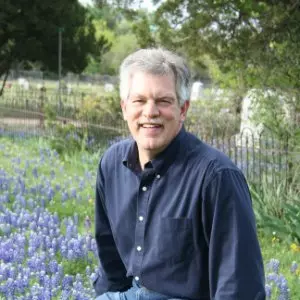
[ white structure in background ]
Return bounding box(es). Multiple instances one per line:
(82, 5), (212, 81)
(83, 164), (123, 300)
(67, 83), (72, 95)
(104, 83), (114, 93)
(18, 78), (30, 90)
(236, 90), (265, 147)
(239, 90), (264, 140)
(237, 89), (292, 146)
(36, 83), (43, 90)
(190, 81), (203, 101)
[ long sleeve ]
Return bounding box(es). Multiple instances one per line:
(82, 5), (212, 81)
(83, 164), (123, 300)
(93, 160), (132, 296)
(202, 168), (266, 300)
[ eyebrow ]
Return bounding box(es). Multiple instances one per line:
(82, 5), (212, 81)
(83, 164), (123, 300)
(130, 93), (176, 100)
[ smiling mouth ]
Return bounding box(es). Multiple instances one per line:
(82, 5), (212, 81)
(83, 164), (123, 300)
(140, 124), (162, 128)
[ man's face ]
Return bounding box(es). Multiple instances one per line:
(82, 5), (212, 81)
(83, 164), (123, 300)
(121, 71), (189, 159)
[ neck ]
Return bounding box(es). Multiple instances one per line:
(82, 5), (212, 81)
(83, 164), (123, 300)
(138, 150), (157, 170)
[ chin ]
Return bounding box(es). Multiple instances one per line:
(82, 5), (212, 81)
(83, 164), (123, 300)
(142, 142), (166, 152)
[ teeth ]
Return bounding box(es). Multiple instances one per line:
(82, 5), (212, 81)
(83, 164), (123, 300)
(142, 124), (160, 128)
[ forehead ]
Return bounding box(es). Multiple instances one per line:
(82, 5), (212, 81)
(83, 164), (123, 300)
(128, 71), (176, 97)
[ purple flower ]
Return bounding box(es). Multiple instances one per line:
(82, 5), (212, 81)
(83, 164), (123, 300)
(84, 216), (91, 230)
(32, 167), (38, 178)
(62, 275), (73, 290)
(290, 261), (298, 274)
(62, 191), (69, 202)
(266, 258), (280, 274)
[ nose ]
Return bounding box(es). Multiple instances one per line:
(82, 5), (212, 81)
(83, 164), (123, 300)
(143, 100), (159, 118)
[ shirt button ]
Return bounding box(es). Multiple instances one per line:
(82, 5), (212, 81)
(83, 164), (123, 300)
(135, 276), (139, 281)
(142, 186), (147, 192)
(139, 216), (144, 222)
(136, 246), (142, 252)
(156, 174), (161, 179)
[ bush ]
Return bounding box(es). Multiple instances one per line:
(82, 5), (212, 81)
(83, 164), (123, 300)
(76, 92), (127, 145)
(187, 98), (240, 138)
(251, 169), (300, 243)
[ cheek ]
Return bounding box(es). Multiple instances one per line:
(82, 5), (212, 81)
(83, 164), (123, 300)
(162, 109), (181, 121)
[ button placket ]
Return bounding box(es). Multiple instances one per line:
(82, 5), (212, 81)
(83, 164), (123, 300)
(133, 172), (153, 281)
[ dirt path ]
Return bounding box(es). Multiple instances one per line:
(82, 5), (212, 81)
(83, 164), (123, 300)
(0, 118), (40, 125)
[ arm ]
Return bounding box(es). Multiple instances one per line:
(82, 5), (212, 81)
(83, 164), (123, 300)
(202, 169), (266, 300)
(93, 159), (132, 295)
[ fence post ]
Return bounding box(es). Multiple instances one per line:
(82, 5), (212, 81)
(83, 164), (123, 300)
(39, 87), (46, 129)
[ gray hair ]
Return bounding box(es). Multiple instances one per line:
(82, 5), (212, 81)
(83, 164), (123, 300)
(119, 48), (191, 105)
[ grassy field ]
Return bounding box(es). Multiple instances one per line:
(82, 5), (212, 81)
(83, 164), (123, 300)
(0, 136), (299, 299)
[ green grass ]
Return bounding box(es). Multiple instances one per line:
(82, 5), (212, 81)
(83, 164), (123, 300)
(259, 231), (300, 299)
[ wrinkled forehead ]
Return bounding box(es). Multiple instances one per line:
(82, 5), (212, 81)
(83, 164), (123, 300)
(127, 71), (177, 99)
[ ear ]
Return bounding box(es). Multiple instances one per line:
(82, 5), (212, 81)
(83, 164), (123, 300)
(180, 100), (190, 122)
(120, 100), (127, 121)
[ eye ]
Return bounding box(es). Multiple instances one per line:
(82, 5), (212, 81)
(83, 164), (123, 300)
(158, 98), (172, 104)
(132, 99), (144, 103)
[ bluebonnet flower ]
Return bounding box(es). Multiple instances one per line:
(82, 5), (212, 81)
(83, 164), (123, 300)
(79, 179), (85, 190)
(32, 167), (38, 178)
(73, 238), (85, 258)
(0, 192), (9, 203)
(86, 136), (95, 149)
(71, 187), (77, 199)
(62, 191), (69, 202)
(48, 259), (59, 274)
(266, 258), (280, 274)
(57, 263), (64, 279)
(86, 266), (91, 277)
(61, 289), (72, 300)
(67, 249), (75, 260)
(40, 197), (45, 208)
(290, 261), (298, 274)
(27, 198), (35, 209)
(74, 213), (79, 225)
(62, 274), (73, 290)
(50, 170), (55, 179)
(46, 187), (55, 200)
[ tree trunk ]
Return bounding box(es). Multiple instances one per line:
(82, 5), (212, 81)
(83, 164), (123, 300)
(0, 68), (10, 97)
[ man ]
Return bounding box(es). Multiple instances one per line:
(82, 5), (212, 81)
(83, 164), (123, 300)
(94, 48), (266, 300)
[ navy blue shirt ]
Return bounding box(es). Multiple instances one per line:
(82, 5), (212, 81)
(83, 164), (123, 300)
(94, 127), (266, 300)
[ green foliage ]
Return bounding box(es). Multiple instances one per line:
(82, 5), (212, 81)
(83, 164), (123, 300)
(76, 91), (126, 144)
(259, 233), (300, 300)
(61, 256), (93, 277)
(187, 97), (240, 138)
(132, 14), (156, 48)
(78, 91), (122, 123)
(47, 123), (88, 156)
(250, 90), (299, 139)
(251, 171), (300, 243)
(0, 0), (110, 87)
(249, 90), (300, 185)
(147, 0), (300, 116)
(86, 4), (139, 75)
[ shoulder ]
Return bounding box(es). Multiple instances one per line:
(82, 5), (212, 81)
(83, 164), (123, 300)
(183, 131), (242, 179)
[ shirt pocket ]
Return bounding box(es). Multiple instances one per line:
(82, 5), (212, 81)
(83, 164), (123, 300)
(157, 218), (193, 264)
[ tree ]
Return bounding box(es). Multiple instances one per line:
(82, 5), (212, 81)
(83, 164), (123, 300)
(85, 3), (139, 74)
(149, 1), (300, 89)
(0, 0), (110, 95)
(146, 0), (300, 182)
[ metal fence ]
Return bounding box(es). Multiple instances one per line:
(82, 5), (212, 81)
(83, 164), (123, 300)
(0, 91), (297, 188)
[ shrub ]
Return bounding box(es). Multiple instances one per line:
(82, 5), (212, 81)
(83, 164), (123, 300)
(251, 169), (300, 243)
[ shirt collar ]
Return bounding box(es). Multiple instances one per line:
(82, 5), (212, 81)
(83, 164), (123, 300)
(122, 126), (187, 175)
